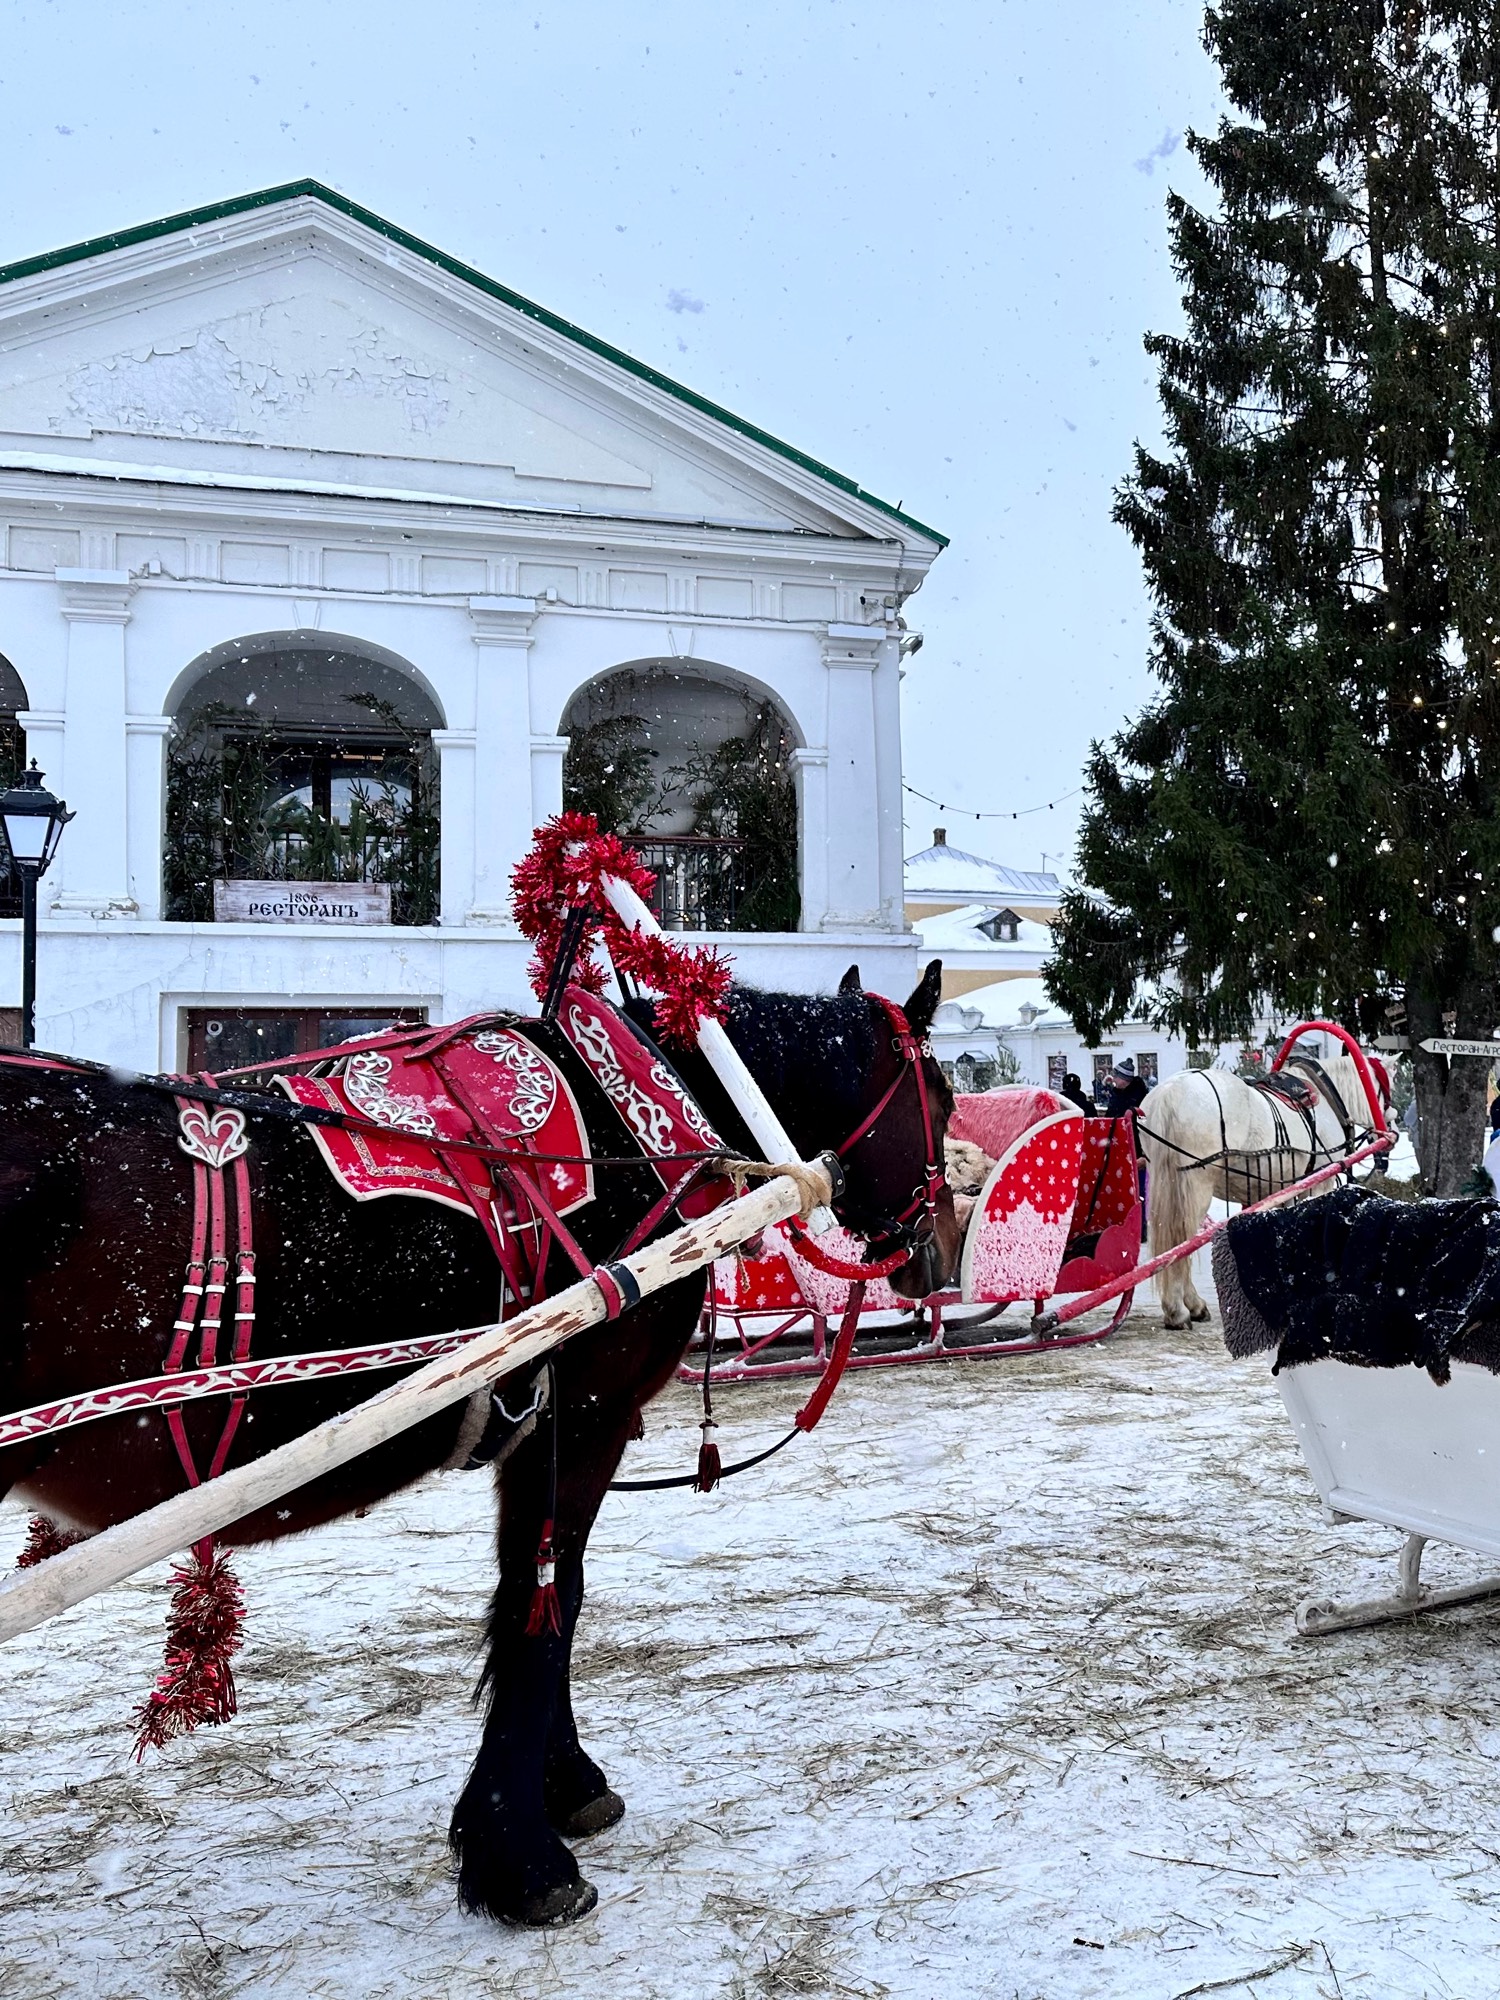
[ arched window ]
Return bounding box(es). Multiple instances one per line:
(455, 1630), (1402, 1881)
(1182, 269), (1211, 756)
(0, 656), (29, 919)
(561, 665), (799, 931)
(165, 641), (441, 925)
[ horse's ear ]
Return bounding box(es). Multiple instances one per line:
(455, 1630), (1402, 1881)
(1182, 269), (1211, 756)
(903, 960), (943, 1037)
(839, 964), (863, 996)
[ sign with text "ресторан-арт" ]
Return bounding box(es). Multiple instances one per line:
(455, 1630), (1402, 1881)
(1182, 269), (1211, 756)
(212, 881), (392, 926)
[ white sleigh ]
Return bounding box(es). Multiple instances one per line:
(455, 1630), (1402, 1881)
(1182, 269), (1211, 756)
(1278, 1358), (1500, 1634)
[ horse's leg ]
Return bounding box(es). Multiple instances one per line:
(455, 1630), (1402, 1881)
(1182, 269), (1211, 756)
(449, 1427), (602, 1926)
(541, 1562), (625, 1839)
(1180, 1166), (1218, 1321)
(1152, 1160), (1217, 1330)
(449, 1322), (668, 1925)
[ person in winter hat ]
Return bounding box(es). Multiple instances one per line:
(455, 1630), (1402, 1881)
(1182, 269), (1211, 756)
(1097, 1057), (1149, 1119)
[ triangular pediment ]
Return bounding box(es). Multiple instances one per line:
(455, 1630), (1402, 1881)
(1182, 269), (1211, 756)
(0, 186), (945, 548)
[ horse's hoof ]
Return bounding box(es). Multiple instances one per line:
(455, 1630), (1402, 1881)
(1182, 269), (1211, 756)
(552, 1788), (625, 1840)
(505, 1877), (599, 1928)
(1189, 1304), (1213, 1324)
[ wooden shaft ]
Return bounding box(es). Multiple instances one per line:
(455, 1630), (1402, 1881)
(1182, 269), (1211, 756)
(597, 872), (834, 1232)
(0, 1165), (827, 1646)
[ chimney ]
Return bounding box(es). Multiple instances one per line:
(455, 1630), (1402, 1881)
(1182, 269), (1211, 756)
(933, 827), (946, 845)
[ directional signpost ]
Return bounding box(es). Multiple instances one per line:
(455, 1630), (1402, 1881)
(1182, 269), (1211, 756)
(1419, 1038), (1500, 1059)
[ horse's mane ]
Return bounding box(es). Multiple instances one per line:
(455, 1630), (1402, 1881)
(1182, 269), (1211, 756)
(722, 987), (877, 1111)
(624, 985), (877, 1139)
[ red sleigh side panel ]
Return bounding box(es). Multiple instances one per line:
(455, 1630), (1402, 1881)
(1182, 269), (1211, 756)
(1055, 1114), (1143, 1292)
(959, 1110), (1087, 1305)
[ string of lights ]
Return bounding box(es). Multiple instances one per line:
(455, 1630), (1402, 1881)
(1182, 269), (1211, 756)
(902, 780), (1082, 822)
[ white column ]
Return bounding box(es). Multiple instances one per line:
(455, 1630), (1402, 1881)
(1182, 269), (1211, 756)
(821, 624), (883, 928)
(790, 746), (829, 932)
(872, 631), (905, 929)
(530, 733), (569, 829)
(468, 595), (540, 925)
(53, 569), (136, 916)
(125, 715), (172, 920)
(431, 729), (477, 928)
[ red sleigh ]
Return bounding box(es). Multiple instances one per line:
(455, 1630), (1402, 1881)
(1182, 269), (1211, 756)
(694, 1088), (1145, 1382)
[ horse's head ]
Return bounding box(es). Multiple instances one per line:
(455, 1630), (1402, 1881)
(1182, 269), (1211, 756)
(627, 964), (962, 1297)
(831, 960), (962, 1298)
(1323, 1048), (1389, 1129)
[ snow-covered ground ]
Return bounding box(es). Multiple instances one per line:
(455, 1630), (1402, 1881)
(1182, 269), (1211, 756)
(5, 1302), (1500, 1999)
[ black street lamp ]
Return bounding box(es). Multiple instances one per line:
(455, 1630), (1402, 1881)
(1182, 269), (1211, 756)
(0, 762), (74, 1048)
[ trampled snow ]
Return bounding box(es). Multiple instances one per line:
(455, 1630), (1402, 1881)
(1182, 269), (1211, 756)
(4, 1312), (1499, 1998)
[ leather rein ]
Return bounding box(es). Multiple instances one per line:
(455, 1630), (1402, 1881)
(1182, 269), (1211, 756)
(786, 994), (946, 1283)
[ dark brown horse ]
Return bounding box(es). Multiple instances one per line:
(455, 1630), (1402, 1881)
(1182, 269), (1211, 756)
(0, 964), (957, 1925)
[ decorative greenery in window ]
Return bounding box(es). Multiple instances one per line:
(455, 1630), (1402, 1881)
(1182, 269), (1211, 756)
(564, 687), (799, 932)
(165, 694), (439, 925)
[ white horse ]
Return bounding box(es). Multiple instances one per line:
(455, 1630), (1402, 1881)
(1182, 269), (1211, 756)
(1140, 1052), (1381, 1329)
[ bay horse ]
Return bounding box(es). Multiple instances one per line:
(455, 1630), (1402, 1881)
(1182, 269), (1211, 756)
(1140, 1050), (1379, 1329)
(0, 963), (957, 1927)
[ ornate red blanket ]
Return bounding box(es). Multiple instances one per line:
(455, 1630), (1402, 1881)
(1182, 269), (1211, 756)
(278, 1025), (594, 1218)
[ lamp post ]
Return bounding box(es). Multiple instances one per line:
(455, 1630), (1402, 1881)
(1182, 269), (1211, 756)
(0, 762), (74, 1049)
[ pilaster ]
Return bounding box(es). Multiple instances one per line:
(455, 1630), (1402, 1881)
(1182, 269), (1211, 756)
(125, 715), (173, 920)
(790, 747), (829, 932)
(431, 728), (477, 927)
(872, 632), (906, 929)
(820, 624), (883, 928)
(530, 733), (569, 831)
(468, 595), (540, 925)
(53, 569), (137, 916)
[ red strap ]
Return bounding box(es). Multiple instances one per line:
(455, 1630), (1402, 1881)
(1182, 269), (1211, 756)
(794, 1282), (865, 1432)
(784, 1216), (913, 1281)
(167, 1091), (258, 1494)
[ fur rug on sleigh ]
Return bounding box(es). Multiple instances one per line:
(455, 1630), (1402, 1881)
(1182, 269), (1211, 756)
(1212, 1184), (1500, 1384)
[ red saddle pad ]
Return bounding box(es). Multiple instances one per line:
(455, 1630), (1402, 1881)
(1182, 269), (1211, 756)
(279, 1027), (593, 1218)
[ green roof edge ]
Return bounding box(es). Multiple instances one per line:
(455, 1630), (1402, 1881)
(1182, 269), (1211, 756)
(0, 179), (948, 549)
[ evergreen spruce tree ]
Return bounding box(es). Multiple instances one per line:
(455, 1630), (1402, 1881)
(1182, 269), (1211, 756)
(1046, 0), (1500, 1193)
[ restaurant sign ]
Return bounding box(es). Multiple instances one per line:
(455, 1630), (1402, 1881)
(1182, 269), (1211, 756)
(213, 880), (391, 926)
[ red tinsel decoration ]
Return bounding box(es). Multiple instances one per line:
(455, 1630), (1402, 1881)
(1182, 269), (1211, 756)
(511, 812), (732, 1046)
(131, 1538), (245, 1758)
(13, 1514), (84, 1569)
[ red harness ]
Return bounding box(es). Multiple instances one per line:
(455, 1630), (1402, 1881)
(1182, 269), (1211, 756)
(167, 1088), (259, 1492)
(786, 995), (946, 1283)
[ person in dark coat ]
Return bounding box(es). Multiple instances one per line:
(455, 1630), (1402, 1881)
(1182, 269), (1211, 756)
(1060, 1070), (1096, 1117)
(1096, 1057), (1149, 1119)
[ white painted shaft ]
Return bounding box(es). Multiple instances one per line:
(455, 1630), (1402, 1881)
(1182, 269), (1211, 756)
(0, 1166), (824, 1646)
(597, 873), (833, 1231)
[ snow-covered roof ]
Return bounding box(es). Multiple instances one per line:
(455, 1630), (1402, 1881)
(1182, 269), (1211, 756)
(0, 182), (945, 551)
(912, 903), (1052, 962)
(904, 836), (1061, 907)
(952, 977), (1062, 1029)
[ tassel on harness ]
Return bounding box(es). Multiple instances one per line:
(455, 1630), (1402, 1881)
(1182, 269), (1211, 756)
(525, 1518), (563, 1638)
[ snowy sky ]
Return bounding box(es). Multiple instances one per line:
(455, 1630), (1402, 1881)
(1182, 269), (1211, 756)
(0, 0), (1222, 877)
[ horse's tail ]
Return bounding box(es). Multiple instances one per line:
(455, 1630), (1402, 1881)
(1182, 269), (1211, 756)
(1143, 1092), (1204, 1266)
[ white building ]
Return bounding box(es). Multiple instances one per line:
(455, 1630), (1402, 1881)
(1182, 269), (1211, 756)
(904, 830), (1250, 1093)
(0, 183), (944, 1070)
(929, 975), (1192, 1096)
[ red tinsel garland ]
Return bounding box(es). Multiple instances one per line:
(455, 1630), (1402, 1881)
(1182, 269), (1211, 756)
(13, 1514), (84, 1569)
(131, 1538), (245, 1758)
(511, 812), (732, 1045)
